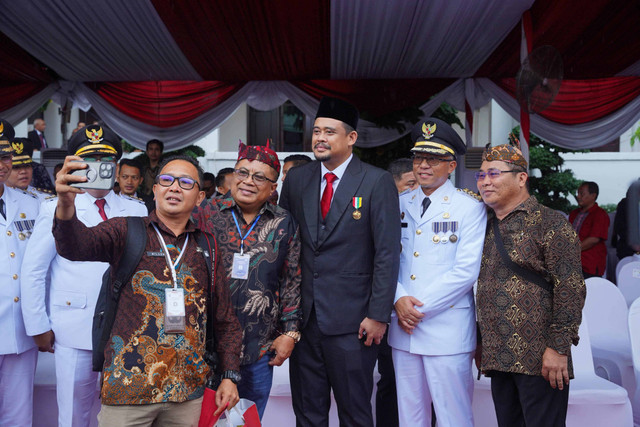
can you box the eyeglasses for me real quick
[81,156,116,163]
[156,174,199,190]
[412,154,454,167]
[234,168,277,186]
[474,169,521,181]
[0,154,12,164]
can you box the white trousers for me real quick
[0,347,37,427]
[55,344,100,427]
[392,348,474,427]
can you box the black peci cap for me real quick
[315,97,359,130]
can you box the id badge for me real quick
[231,253,251,280]
[164,288,186,333]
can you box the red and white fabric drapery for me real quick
[1,0,640,150]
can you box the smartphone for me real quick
[70,160,116,190]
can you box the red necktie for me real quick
[95,199,108,221]
[321,173,338,220]
[39,133,46,149]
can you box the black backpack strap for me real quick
[194,230,219,371]
[93,216,147,371]
[492,216,553,293]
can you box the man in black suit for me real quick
[280,97,401,427]
[28,118,47,151]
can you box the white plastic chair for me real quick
[566,317,633,426]
[618,261,640,306]
[616,254,640,283]
[627,297,640,425]
[473,316,633,426]
[583,277,636,398]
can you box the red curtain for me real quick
[498,77,640,124]
[0,32,53,114]
[90,81,242,128]
[152,0,331,81]
[477,0,640,79]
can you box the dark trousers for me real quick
[490,371,569,427]
[375,330,398,427]
[290,308,378,427]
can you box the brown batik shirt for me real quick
[477,196,586,378]
[53,211,242,405]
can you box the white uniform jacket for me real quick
[388,180,487,356]
[0,186,40,354]
[20,191,147,350]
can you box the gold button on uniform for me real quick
[414,252,419,257]
[14,297,20,303]
[13,274,18,280]
[10,252,15,258]
[410,275,416,280]
[416,229,422,235]
[7,231,12,236]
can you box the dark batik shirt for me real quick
[193,196,302,366]
[53,211,242,405]
[477,196,586,377]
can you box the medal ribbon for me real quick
[451,221,458,233]
[231,210,261,255]
[152,223,189,289]
[352,197,362,209]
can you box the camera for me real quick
[70,160,116,190]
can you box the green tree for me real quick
[512,126,584,213]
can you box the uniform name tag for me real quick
[146,251,165,257]
[231,253,251,280]
[164,288,185,333]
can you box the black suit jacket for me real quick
[28,130,45,150]
[280,156,400,335]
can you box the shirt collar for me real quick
[150,210,197,236]
[320,154,353,181]
[218,194,276,218]
[488,194,539,220]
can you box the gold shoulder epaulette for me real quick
[35,187,54,194]
[457,188,482,201]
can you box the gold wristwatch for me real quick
[283,331,301,343]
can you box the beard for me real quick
[313,142,331,162]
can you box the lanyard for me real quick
[231,210,261,255]
[152,223,189,289]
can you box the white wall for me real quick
[560,152,640,206]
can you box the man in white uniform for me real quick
[388,118,487,427]
[6,137,54,202]
[0,119,40,427]
[21,125,147,427]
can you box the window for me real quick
[248,101,312,151]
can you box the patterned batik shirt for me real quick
[193,196,302,366]
[477,196,586,378]
[53,211,242,405]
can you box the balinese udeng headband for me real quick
[482,133,528,170]
[237,140,281,175]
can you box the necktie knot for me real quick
[95,199,108,221]
[324,172,338,184]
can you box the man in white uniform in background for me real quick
[389,118,486,427]
[0,119,40,427]
[21,125,147,427]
